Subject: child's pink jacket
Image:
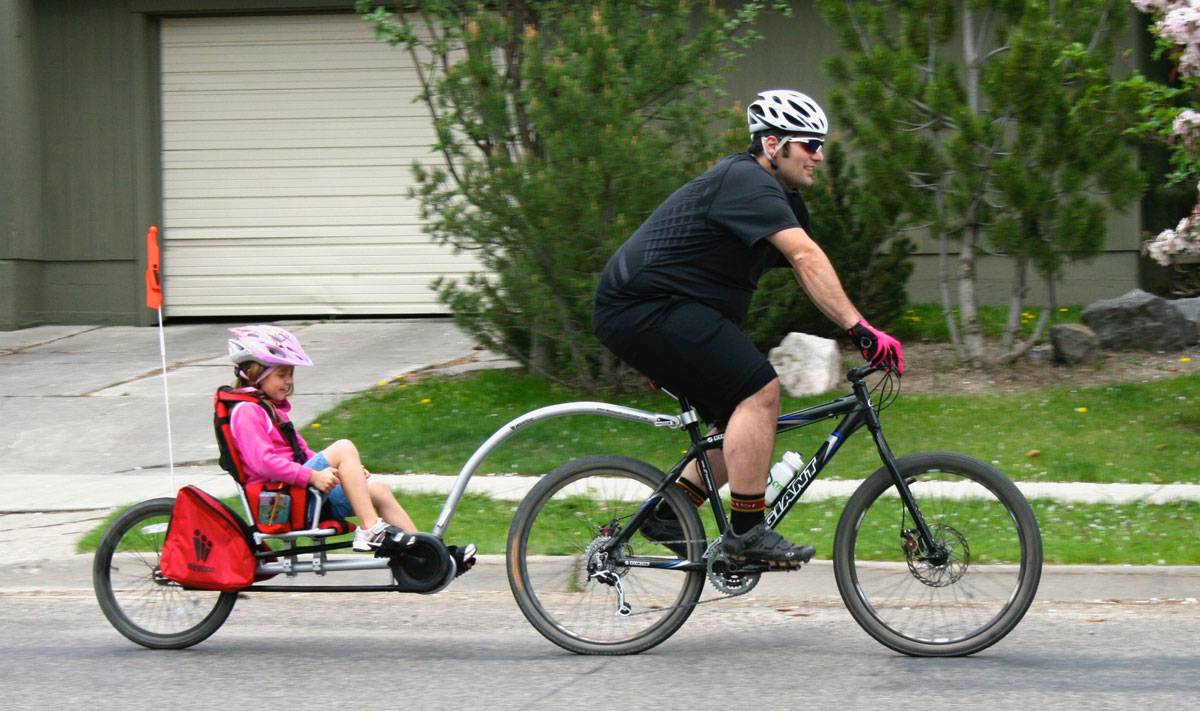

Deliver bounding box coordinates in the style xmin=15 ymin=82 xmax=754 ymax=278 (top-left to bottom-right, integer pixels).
xmin=228 ymin=390 xmax=317 ymax=487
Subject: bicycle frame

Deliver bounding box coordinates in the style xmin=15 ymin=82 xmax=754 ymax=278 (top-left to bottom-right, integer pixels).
xmin=434 ymin=365 xmax=938 ymax=569
xmin=616 ymin=366 xmax=938 ymax=568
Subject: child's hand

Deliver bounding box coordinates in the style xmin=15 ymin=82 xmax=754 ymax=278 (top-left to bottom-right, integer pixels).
xmin=308 ymin=467 xmax=339 ymax=492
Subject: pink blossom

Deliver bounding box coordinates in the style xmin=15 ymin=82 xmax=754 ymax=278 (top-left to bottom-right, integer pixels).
xmin=1132 ymin=0 xmax=1171 ymax=13
xmin=1172 ymin=108 xmax=1200 ymax=144
xmin=1133 ymin=0 xmax=1192 ymax=14
xmin=1156 ymin=6 xmax=1200 ymax=47
xmin=1144 ymin=208 xmax=1200 ymax=265
xmin=1182 ymin=43 xmax=1200 ymax=78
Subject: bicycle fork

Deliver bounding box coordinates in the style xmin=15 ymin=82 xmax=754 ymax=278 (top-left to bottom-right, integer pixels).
xmin=854 ymin=385 xmax=942 ymax=561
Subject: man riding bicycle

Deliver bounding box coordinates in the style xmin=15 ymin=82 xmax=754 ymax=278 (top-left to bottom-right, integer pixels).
xmin=592 ymin=89 xmax=904 ymax=565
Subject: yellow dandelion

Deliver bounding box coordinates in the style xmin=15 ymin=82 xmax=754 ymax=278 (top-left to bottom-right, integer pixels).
xmin=377 ymin=379 xmax=389 ymax=387
xmin=420 ymin=398 xmax=432 ymax=405
xmin=310 ymin=422 xmax=322 ymax=428
xmin=1058 ymin=307 xmax=1069 ymax=313
xmin=1074 ymin=407 xmax=1088 ymax=414
xmin=1181 ymin=357 xmax=1192 ymax=363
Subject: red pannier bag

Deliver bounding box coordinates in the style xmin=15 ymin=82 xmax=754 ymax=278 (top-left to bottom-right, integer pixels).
xmin=160 ymin=485 xmax=257 ymax=592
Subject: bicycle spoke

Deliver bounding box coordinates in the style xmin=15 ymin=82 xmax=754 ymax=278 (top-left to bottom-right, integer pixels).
xmin=508 ymin=456 xmax=705 ymax=654
xmin=94 ymin=499 xmax=236 ymax=648
xmin=835 ymin=453 xmax=1041 ymax=656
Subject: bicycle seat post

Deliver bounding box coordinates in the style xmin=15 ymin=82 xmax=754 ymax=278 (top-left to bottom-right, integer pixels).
xmin=675 ymin=395 xmax=703 ymax=441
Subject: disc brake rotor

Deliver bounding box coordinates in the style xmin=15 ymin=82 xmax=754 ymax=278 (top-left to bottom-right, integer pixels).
xmin=904 ymin=523 xmax=969 ymax=587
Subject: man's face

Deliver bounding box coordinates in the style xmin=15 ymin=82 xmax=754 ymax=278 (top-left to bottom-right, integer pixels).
xmin=773 ymin=136 xmax=823 ymax=189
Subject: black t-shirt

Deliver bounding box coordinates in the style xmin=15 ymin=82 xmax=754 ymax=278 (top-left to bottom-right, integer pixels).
xmin=594 ymin=152 xmax=810 ymax=323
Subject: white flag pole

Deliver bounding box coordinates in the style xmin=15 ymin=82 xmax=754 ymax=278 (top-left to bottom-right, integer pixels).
xmin=146 ymin=224 xmax=174 ymax=489
xmin=156 ymin=305 xmax=176 ymax=487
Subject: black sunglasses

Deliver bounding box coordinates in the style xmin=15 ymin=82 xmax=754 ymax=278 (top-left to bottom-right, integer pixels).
xmin=788 ymin=137 xmax=823 ymax=155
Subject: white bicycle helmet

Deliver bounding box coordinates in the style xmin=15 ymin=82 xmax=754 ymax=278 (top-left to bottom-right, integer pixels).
xmin=747 ymin=89 xmax=828 ymax=136
xmin=227 ymin=325 xmax=313 ymax=367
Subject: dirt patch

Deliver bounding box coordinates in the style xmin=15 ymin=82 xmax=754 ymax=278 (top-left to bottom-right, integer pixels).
xmin=896 ymin=342 xmax=1199 ymax=395
xmin=399 ymin=342 xmax=1197 ymax=395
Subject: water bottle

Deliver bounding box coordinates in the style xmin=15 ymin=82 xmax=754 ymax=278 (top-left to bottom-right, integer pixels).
xmin=765 ymin=451 xmax=805 ymax=505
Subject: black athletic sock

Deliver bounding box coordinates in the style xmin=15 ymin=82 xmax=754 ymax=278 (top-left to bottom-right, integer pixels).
xmin=676 ymin=478 xmax=707 ymax=507
xmin=655 ymin=478 xmax=707 ymax=518
xmin=730 ymin=491 xmax=766 ymax=535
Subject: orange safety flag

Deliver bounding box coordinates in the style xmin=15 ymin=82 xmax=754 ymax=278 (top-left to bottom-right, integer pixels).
xmin=145 ymin=225 xmax=162 ymax=310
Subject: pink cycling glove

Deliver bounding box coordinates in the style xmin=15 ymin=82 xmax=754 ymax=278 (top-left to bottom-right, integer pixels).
xmin=847 ymin=320 xmax=905 ymax=374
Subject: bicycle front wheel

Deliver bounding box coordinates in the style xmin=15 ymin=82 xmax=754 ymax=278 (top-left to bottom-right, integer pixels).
xmin=507 ymin=455 xmax=706 ymax=655
xmin=93 ymin=498 xmax=237 ymax=649
xmin=834 ymin=452 xmax=1042 ymax=657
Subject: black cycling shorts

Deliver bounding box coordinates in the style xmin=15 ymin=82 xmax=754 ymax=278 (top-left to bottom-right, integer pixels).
xmin=594 ymin=298 xmax=777 ymax=427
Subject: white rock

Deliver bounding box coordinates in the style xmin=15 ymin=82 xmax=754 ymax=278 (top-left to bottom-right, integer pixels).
xmin=768 ymin=332 xmax=842 ymax=397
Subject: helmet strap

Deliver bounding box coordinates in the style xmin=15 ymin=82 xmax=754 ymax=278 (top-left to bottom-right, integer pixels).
xmin=762 ymin=136 xmax=780 ymax=172
xmin=234 ymin=365 xmax=277 ymax=385
xmin=763 ymin=136 xmax=795 ymax=193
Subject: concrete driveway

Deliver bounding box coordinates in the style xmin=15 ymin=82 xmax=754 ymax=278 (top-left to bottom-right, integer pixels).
xmin=0 ymin=319 xmax=497 ymax=514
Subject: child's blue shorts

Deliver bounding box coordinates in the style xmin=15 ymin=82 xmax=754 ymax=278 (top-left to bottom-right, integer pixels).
xmin=303 ymin=452 xmax=355 ymax=520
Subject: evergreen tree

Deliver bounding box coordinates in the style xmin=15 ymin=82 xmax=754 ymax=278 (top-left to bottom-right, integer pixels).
xmin=358 ymin=0 xmax=786 ymax=388
xmin=815 ymin=0 xmax=1145 ymax=364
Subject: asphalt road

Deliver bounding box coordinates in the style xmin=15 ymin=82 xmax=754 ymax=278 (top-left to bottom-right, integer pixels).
xmin=3 ymin=588 xmax=1197 ymax=710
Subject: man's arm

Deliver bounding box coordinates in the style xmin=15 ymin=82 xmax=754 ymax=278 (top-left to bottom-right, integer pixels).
xmin=766 ymin=227 xmax=861 ymax=329
xmin=766 ymin=226 xmax=906 ymax=373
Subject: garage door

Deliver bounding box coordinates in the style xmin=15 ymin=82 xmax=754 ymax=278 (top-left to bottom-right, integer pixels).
xmin=160 ymin=13 xmax=475 ymax=316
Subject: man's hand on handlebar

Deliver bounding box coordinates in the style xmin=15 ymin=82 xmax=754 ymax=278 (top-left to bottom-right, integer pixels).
xmin=848 ymin=320 xmax=905 ymax=375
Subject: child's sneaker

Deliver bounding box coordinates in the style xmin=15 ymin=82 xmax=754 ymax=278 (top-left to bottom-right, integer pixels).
xmin=353 ymin=519 xmax=395 ymax=551
xmin=449 ymin=543 xmax=477 ymax=577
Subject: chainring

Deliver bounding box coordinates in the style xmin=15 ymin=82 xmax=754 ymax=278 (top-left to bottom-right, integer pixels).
xmin=705 ymin=538 xmax=760 ymax=596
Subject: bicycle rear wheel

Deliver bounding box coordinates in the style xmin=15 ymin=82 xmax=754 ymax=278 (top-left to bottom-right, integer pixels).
xmin=93 ymin=498 xmax=237 ymax=649
xmin=507 ymin=455 xmax=706 ymax=655
xmin=834 ymin=452 xmax=1042 ymax=656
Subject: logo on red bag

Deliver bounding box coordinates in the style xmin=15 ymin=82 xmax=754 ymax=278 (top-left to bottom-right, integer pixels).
xmin=191 ymin=529 xmax=214 ymax=571
xmin=193 ymin=529 xmax=213 ymax=562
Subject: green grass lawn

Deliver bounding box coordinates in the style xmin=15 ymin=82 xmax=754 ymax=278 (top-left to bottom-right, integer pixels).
xmin=889 ymin=303 xmax=1084 ymax=343
xmin=78 ymin=491 xmax=1200 ymax=565
xmin=81 ymin=304 xmax=1200 ymax=567
xmin=302 ymin=369 xmax=1200 ymax=485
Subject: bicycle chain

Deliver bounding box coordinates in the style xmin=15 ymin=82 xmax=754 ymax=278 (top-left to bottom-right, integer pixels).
xmin=609 ymin=536 xmax=760 ymax=617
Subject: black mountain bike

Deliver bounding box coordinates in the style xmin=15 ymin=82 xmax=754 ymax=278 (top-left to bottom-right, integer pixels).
xmin=505 ymin=364 xmax=1043 ymax=656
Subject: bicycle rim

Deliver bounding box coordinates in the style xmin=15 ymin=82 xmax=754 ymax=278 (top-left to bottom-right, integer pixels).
xmin=836 ymin=453 xmax=1041 ymax=656
xmin=508 ymin=456 xmax=704 ymax=654
xmin=94 ymin=499 xmax=235 ymax=648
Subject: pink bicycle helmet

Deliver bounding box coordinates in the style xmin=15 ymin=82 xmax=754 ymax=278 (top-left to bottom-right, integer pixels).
xmin=227 ymin=325 xmax=313 ymax=367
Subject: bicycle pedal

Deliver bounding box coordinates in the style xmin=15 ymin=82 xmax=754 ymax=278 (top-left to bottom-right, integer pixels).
xmin=764 ymin=559 xmax=806 ymax=571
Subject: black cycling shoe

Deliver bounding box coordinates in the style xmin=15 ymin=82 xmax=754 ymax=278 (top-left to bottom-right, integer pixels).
xmin=721 ymin=523 xmax=814 ymax=566
xmin=639 ymin=509 xmax=690 ymax=558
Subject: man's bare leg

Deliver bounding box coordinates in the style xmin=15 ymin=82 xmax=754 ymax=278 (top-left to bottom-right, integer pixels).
xmin=722 ymin=378 xmax=780 ymax=499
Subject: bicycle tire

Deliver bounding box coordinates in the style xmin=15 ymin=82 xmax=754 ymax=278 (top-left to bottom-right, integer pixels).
xmin=507 ymin=455 xmax=706 ymax=655
xmin=833 ymin=452 xmax=1042 ymax=656
xmin=93 ymin=498 xmax=237 ymax=649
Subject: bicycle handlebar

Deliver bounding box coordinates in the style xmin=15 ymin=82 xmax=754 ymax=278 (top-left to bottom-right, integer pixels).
xmin=847 ymin=363 xmax=886 ymax=383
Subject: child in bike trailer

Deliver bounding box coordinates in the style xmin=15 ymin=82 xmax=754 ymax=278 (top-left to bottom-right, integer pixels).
xmin=225 ymin=324 xmax=416 ymax=551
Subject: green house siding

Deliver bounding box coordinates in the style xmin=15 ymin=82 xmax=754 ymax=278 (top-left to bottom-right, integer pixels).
xmin=1 ymin=0 xmax=163 ymax=328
